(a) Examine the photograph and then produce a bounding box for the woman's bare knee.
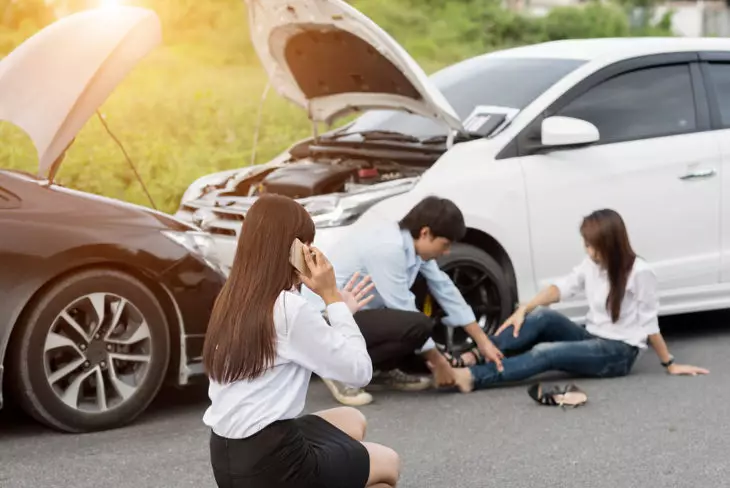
[363,442,400,487]
[313,406,367,440]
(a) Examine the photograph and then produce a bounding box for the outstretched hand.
[667,363,710,376]
[340,272,376,314]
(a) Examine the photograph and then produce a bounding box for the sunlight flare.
[99,0,124,8]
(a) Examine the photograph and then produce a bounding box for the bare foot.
[452,368,474,393]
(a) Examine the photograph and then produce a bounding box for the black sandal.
[442,346,486,368]
[527,383,588,408]
[442,350,467,368]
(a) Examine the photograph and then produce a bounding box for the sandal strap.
[565,383,584,393]
[470,346,486,365]
[528,383,584,406]
[528,383,559,406]
[442,350,465,368]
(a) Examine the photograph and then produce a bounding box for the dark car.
[0,170,226,433]
[0,7,226,432]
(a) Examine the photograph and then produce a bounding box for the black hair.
[398,196,466,242]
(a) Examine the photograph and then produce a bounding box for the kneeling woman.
[202,194,400,488]
[450,209,708,398]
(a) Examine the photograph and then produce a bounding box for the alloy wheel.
[43,293,152,413]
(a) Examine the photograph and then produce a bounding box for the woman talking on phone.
[446,209,708,403]
[202,194,400,488]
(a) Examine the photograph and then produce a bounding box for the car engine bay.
[219,156,427,200]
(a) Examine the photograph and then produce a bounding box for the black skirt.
[209,414,370,488]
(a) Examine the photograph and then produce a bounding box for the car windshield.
[342,57,586,139]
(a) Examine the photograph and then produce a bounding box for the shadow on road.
[658,309,730,338]
[1,309,727,436]
[0,379,211,437]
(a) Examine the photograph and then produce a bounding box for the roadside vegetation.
[0,0,673,213]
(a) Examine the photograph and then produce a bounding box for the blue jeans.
[469,308,640,390]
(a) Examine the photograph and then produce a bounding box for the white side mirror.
[541,116,599,147]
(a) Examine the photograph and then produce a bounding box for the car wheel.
[10,268,170,433]
[423,244,514,354]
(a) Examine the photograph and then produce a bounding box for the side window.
[704,63,730,128]
[557,64,696,144]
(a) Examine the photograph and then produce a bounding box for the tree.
[0,0,54,29]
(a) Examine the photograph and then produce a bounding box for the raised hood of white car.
[245,0,463,132]
[0,6,161,179]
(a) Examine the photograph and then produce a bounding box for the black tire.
[425,243,514,353]
[9,268,170,433]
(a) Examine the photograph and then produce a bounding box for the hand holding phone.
[292,241,340,304]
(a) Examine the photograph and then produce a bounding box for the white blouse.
[552,256,661,348]
[202,290,372,439]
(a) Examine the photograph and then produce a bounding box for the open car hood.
[0,6,161,179]
[245,0,463,132]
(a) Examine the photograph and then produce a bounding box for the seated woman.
[201,194,400,488]
[447,209,708,402]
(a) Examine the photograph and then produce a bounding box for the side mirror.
[541,116,599,147]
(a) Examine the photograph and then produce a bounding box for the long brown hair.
[202,194,315,384]
[580,209,636,323]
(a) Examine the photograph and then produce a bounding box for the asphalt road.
[1,312,728,488]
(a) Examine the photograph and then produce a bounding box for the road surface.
[1,312,727,488]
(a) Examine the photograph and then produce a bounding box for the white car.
[177,0,730,351]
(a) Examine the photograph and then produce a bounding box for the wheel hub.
[83,340,108,367]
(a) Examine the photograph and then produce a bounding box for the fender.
[461,211,536,302]
[0,241,188,377]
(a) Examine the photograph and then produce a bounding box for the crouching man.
[304,196,504,406]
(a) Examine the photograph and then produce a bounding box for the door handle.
[679,168,716,180]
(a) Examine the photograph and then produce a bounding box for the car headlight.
[304,179,416,228]
[161,230,225,274]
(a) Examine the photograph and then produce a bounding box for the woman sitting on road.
[201,194,400,488]
[446,208,708,403]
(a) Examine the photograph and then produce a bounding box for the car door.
[697,52,730,288]
[517,54,722,319]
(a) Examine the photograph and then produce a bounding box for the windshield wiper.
[320,129,420,143]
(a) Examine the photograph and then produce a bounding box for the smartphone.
[290,238,310,277]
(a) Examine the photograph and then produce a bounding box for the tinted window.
[345,57,585,138]
[705,63,730,127]
[558,64,696,144]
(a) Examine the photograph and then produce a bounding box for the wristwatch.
[661,355,675,368]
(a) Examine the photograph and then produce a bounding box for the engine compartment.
[222,157,426,200]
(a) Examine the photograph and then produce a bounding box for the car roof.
[484,37,730,62]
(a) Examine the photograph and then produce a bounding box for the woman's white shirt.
[552,256,660,348]
[202,290,372,439]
